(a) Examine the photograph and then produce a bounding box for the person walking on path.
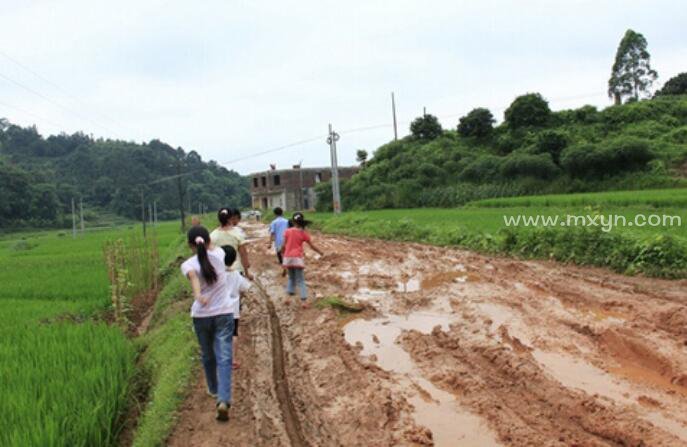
[282,212,323,308]
[220,245,251,370]
[181,226,237,421]
[210,208,253,279]
[268,207,289,275]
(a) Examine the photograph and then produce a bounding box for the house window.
[261,176,267,187]
[253,177,258,187]
[315,172,322,183]
[273,174,280,186]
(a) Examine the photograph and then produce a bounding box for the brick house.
[250,165,358,211]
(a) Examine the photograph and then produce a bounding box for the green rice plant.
[469,187,687,208]
[0,301,135,447]
[0,221,182,446]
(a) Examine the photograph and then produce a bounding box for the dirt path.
[167,223,687,446]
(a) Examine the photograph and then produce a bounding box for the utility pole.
[140,189,147,237]
[327,124,342,214]
[79,198,84,233]
[423,106,426,117]
[299,166,304,210]
[391,92,398,141]
[176,157,186,231]
[71,197,76,239]
[153,200,158,226]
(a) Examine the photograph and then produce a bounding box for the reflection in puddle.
[345,315,500,446]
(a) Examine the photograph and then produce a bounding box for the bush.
[459,155,503,182]
[534,130,568,165]
[457,108,495,138]
[561,137,655,178]
[504,93,551,128]
[574,105,599,124]
[410,114,443,141]
[655,72,687,96]
[500,153,559,179]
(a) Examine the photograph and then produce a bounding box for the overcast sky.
[1,0,685,175]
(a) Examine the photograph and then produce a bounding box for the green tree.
[608,29,658,104]
[504,93,551,128]
[655,72,687,97]
[410,114,443,141]
[356,149,368,166]
[457,108,495,138]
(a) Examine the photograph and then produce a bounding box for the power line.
[0,50,138,139]
[0,69,120,137]
[0,98,70,129]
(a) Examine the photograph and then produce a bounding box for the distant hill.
[322,94,687,210]
[0,121,249,228]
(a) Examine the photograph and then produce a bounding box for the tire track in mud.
[254,277,308,447]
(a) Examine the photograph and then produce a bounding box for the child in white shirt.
[221,245,251,369]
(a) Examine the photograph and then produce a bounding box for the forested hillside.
[0,121,249,227]
[319,93,687,210]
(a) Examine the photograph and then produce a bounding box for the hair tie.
[195,236,205,245]
[220,210,229,215]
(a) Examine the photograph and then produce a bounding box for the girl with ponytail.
[180,225,239,421]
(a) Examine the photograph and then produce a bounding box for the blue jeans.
[192,314,234,404]
[286,268,307,300]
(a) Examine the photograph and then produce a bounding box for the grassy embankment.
[311,188,687,278]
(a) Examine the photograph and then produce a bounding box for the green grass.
[469,187,687,208]
[315,295,365,313]
[130,235,198,447]
[0,221,185,446]
[311,188,687,278]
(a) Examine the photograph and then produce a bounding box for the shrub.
[410,114,443,141]
[534,130,568,165]
[500,153,559,179]
[561,137,655,178]
[459,155,503,182]
[457,108,495,138]
[655,72,687,96]
[574,105,599,124]
[504,93,551,128]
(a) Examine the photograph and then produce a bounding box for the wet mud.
[167,223,687,446]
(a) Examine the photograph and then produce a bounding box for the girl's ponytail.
[217,208,232,227]
[187,226,217,284]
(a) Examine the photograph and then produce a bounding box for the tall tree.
[608,29,658,104]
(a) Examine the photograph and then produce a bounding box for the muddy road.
[168,223,687,446]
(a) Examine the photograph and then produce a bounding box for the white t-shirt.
[225,270,251,319]
[180,247,237,318]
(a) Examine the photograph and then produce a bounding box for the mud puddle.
[344,314,500,446]
[533,350,687,441]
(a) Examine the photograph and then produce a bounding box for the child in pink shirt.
[282,212,323,307]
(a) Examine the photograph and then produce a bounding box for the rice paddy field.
[313,188,687,277]
[0,222,183,447]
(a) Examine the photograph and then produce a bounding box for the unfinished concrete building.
[250,165,358,211]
